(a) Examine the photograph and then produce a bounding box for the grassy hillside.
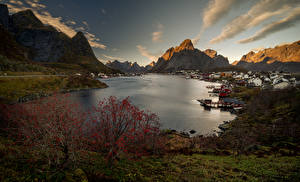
[0,75,107,103]
[0,137,298,181]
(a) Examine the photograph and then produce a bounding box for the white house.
[273,82,289,89]
[264,77,271,82]
[249,77,262,87]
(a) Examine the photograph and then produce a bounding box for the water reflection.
[70,74,235,135]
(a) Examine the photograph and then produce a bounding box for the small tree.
[1,93,88,169]
[87,96,161,164]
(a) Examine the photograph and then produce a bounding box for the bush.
[87,96,161,164]
[0,95,162,169]
[1,94,88,170]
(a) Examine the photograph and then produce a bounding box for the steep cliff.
[0,4,114,73]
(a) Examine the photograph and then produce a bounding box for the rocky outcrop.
[0,4,9,29]
[235,40,300,72]
[106,60,146,73]
[0,24,29,61]
[150,39,229,72]
[204,49,217,58]
[0,4,114,73]
[231,60,239,66]
[204,49,229,68]
[145,61,155,71]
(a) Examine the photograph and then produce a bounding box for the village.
[179,70,300,89]
[171,70,300,114]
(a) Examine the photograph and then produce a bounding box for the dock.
[197,98,244,109]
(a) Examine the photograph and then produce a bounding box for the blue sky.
[2,0,300,65]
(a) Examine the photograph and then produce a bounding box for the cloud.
[5,0,106,49]
[101,8,106,15]
[202,0,237,28]
[102,54,125,61]
[9,0,23,5]
[152,23,163,43]
[25,0,46,9]
[82,21,89,27]
[250,47,264,52]
[210,0,299,44]
[238,7,300,44]
[192,0,238,45]
[136,45,158,62]
[66,20,76,25]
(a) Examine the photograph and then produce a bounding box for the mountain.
[234,40,300,72]
[231,60,239,66]
[150,39,229,72]
[0,4,116,73]
[204,49,230,68]
[106,60,147,73]
[145,61,156,71]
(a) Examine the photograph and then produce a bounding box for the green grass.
[0,136,299,182]
[229,86,261,103]
[0,76,107,103]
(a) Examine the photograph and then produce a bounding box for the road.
[0,75,66,78]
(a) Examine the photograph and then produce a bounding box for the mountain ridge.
[106,60,147,73]
[234,40,300,72]
[0,4,116,73]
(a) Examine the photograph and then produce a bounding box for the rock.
[0,4,9,29]
[12,9,44,30]
[145,61,156,71]
[204,49,217,58]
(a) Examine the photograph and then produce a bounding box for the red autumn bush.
[1,93,88,169]
[1,94,162,167]
[87,96,161,164]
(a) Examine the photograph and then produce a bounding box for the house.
[248,77,262,87]
[264,77,271,82]
[243,74,249,79]
[273,81,289,89]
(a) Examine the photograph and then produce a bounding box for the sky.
[2,0,300,65]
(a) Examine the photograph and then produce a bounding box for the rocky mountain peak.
[231,60,239,66]
[71,31,95,57]
[149,61,156,67]
[204,49,217,58]
[160,39,195,61]
[161,47,175,61]
[175,39,194,52]
[0,4,9,29]
[72,31,85,39]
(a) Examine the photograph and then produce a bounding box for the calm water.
[71,74,235,135]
